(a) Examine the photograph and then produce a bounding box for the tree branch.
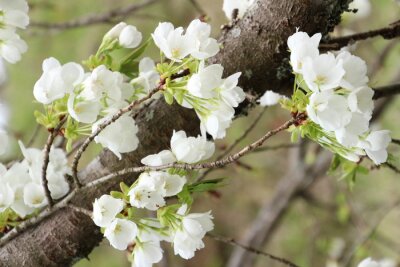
[373,83,400,99]
[321,20,400,50]
[30,0,162,31]
[41,117,67,207]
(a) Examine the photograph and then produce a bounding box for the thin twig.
[26,124,41,147]
[84,117,297,188]
[320,20,400,50]
[71,88,161,188]
[41,117,67,207]
[30,0,161,31]
[197,108,267,181]
[373,83,400,99]
[208,233,301,267]
[383,162,400,174]
[67,205,93,217]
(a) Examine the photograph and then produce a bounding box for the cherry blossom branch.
[320,20,400,50]
[30,0,161,31]
[84,116,298,188]
[41,117,67,207]
[208,233,300,267]
[71,88,161,188]
[373,83,400,99]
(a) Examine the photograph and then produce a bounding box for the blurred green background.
[1,0,400,266]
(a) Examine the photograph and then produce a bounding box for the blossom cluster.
[0,142,69,217]
[33,22,147,158]
[286,30,391,165]
[0,0,29,64]
[93,130,216,266]
[152,19,245,139]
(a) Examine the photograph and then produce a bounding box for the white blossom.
[34,57,85,104]
[358,130,391,164]
[0,182,14,212]
[348,0,372,19]
[119,25,142,49]
[201,102,235,139]
[129,172,166,210]
[302,53,345,92]
[337,51,369,90]
[258,90,284,106]
[222,0,255,20]
[92,115,139,160]
[171,130,215,163]
[173,205,214,259]
[23,183,47,208]
[186,19,219,60]
[187,63,223,99]
[287,31,321,74]
[104,218,138,250]
[80,65,123,103]
[306,91,352,132]
[152,22,196,61]
[67,93,101,123]
[93,195,124,228]
[335,113,369,147]
[141,150,176,167]
[0,29,27,64]
[131,57,160,94]
[219,72,245,108]
[347,86,374,117]
[104,22,127,40]
[132,232,163,267]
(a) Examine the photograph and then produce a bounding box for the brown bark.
[0,0,350,266]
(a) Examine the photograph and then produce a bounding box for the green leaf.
[110,191,125,200]
[188,178,225,193]
[163,91,174,105]
[120,182,130,195]
[177,186,193,205]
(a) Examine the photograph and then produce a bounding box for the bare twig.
[67,205,93,217]
[71,88,161,188]
[392,138,400,146]
[197,108,267,181]
[373,83,400,99]
[26,124,41,147]
[30,0,161,31]
[208,233,301,267]
[41,117,67,207]
[383,162,400,174]
[320,20,400,50]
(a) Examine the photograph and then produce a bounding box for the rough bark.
[0,0,350,266]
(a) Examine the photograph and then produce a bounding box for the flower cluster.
[0,142,69,217]
[33,26,146,158]
[285,30,391,165]
[93,130,217,266]
[0,0,29,63]
[152,20,245,139]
